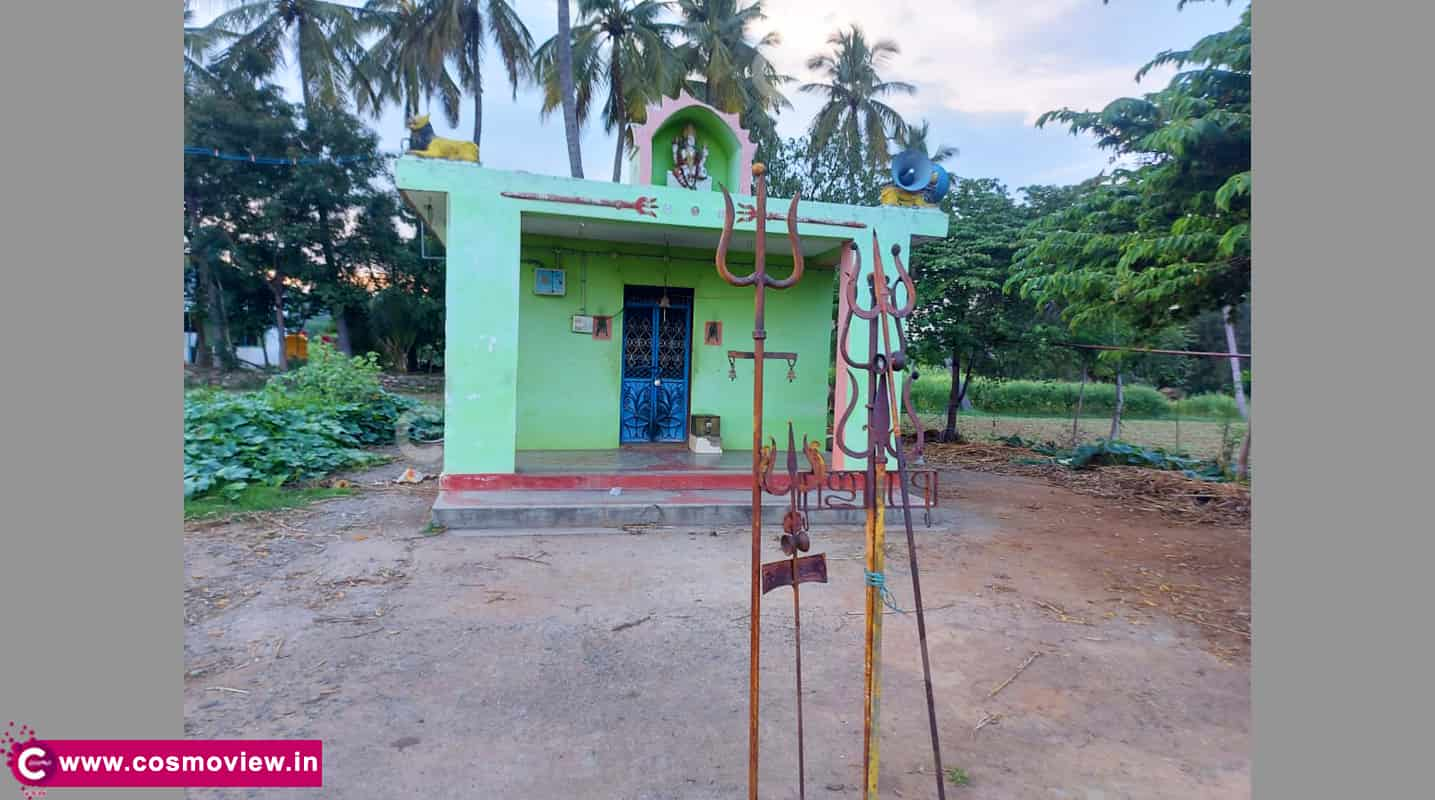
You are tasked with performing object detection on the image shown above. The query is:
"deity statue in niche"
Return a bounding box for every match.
[670,122,711,190]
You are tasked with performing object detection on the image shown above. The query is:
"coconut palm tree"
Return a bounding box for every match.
[210,1,377,112]
[892,119,957,164]
[418,0,536,147]
[353,0,462,125]
[534,0,682,181]
[184,0,233,94]
[556,0,585,177]
[674,0,791,124]
[801,24,915,169]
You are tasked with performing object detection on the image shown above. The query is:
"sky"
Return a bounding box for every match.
[191,0,1245,192]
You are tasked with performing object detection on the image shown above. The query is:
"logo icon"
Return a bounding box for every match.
[3,723,50,799]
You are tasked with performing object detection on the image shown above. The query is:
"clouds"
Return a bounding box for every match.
[188,0,1246,189]
[763,0,1239,126]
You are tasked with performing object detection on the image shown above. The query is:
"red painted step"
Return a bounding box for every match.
[441,471,751,492]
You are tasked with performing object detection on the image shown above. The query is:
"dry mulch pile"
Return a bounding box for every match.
[920,441,1251,528]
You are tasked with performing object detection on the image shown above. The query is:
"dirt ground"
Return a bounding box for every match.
[183,455,1250,799]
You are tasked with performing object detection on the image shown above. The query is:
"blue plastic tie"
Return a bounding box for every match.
[864,570,905,613]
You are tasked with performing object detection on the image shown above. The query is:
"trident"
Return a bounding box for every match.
[835,232,945,800]
[717,163,807,800]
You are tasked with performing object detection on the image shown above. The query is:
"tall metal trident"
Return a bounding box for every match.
[835,232,945,800]
[716,162,805,800]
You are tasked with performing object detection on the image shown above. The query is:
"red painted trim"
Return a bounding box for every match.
[737,202,867,229]
[500,191,659,217]
[441,471,750,491]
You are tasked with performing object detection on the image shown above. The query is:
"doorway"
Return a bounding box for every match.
[620,285,694,443]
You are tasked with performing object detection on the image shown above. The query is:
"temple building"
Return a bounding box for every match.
[396,93,947,526]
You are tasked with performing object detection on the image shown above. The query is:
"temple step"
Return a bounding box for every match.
[430,489,941,533]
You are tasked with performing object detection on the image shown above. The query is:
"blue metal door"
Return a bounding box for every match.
[621,300,691,443]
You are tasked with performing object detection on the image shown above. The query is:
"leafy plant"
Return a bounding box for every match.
[945,767,971,787]
[265,341,384,404]
[183,390,384,499]
[1000,435,1231,482]
[185,343,443,498]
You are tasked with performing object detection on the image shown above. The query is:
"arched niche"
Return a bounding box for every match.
[628,94,756,195]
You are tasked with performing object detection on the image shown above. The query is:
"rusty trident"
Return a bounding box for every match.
[717,163,806,800]
[757,420,829,800]
[835,233,945,800]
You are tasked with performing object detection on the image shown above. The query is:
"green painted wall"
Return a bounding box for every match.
[648,107,738,192]
[515,234,835,451]
[436,188,523,474]
[395,158,947,476]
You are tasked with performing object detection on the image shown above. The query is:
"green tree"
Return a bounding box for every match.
[281,103,392,346]
[534,0,682,181]
[800,25,914,170]
[764,135,884,206]
[907,178,1054,441]
[891,119,956,164]
[343,189,445,372]
[184,68,303,370]
[674,0,791,134]
[1011,5,1251,330]
[1009,5,1250,466]
[212,0,385,353]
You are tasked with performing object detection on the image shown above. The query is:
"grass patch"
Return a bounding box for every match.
[919,412,1248,462]
[184,484,355,521]
[946,767,971,787]
[911,372,1243,421]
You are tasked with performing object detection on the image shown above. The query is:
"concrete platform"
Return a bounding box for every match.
[431,487,941,532]
[440,447,821,492]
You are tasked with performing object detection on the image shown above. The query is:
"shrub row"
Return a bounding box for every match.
[909,373,1242,420]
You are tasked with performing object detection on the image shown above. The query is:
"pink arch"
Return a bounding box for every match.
[629,93,757,195]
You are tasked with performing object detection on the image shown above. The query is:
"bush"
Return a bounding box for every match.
[183,390,383,499]
[184,344,444,499]
[910,370,954,415]
[969,379,1171,417]
[1173,392,1244,420]
[266,341,384,405]
[910,372,1173,418]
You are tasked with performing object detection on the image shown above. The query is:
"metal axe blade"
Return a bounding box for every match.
[761,553,829,595]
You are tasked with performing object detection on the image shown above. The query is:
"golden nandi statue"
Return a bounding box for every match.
[405,115,478,163]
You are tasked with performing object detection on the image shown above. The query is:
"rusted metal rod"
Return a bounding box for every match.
[875,242,947,800]
[836,233,947,800]
[717,163,805,800]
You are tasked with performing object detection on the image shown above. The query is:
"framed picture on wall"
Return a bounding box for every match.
[592,316,612,341]
[704,321,722,346]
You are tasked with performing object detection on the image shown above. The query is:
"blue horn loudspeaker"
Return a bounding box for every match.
[892,149,935,192]
[925,165,951,204]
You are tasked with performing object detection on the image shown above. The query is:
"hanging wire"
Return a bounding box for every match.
[186,145,387,165]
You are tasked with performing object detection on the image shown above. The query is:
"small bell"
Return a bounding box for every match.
[786,358,797,383]
[728,354,738,382]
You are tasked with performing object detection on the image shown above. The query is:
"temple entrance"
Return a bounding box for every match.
[619,285,693,443]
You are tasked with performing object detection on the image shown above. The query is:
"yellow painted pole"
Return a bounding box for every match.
[863,462,887,800]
